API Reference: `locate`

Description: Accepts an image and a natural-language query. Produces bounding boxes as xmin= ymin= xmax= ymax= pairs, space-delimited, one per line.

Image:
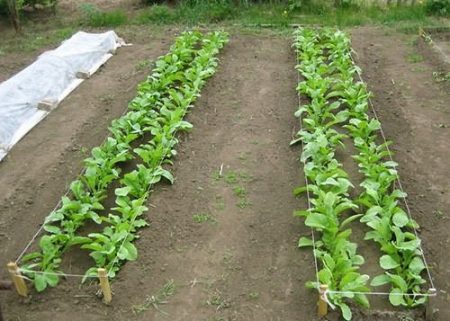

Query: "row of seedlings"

xmin=292 ymin=27 xmax=370 ymax=321
xmin=18 ymin=31 xmax=229 ymax=294
xmin=319 ymin=28 xmax=429 ymax=307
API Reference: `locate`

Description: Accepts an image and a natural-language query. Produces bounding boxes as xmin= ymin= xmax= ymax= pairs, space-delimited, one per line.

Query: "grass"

xmin=135 ymin=59 xmax=152 ymax=72
xmin=131 ymin=279 xmax=176 ymax=315
xmin=233 ymin=185 xmax=247 ymax=198
xmin=1 ymin=1 xmax=448 ymax=63
xmin=237 ymin=197 xmax=251 ymax=209
xmin=193 ymin=213 xmax=216 ymax=223
xmin=215 ymin=195 xmax=225 ymax=211
xmin=407 ymin=53 xmax=424 ymax=63
xmin=224 ymin=170 xmax=238 ymax=184
xmin=79 ymin=3 xmax=127 ymax=27
xmin=0 ymin=26 xmax=75 ymax=54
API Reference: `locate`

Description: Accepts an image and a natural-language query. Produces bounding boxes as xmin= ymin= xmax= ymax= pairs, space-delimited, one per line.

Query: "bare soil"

xmin=0 ymin=26 xmax=449 ymax=321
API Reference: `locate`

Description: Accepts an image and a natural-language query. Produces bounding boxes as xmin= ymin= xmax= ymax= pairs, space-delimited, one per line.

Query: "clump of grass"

xmin=237 ymin=198 xmax=251 ymax=209
xmin=132 ymin=279 xmax=176 ymax=315
xmin=134 ymin=5 xmax=177 ymax=25
xmin=407 ymin=53 xmax=424 ymax=63
xmin=224 ymin=170 xmax=238 ymax=184
xmin=193 ymin=213 xmax=216 ymax=223
xmin=233 ymin=186 xmax=247 ymax=198
xmin=79 ymin=3 xmax=127 ymax=27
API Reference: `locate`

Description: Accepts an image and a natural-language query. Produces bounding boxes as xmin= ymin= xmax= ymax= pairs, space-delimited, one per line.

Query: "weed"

xmin=207 ymin=290 xmax=230 ymax=310
xmin=433 ymin=71 xmax=450 ymax=82
xmin=239 ymin=171 xmax=254 ymax=182
xmin=224 ymin=170 xmax=238 ymax=184
xmin=79 ymin=3 xmax=127 ymax=27
xmin=237 ymin=198 xmax=251 ymax=209
xmin=134 ymin=5 xmax=176 ymax=25
xmin=248 ymin=291 xmax=259 ymax=299
xmin=99 ymin=94 xmax=114 ymax=105
xmin=238 ymin=152 xmax=248 ymax=161
xmin=193 ymin=213 xmax=216 ymax=223
xmin=233 ymin=185 xmax=247 ymax=198
xmin=223 ymin=249 xmax=233 ymax=265
xmin=135 ymin=59 xmax=152 ymax=71
xmin=406 ymin=53 xmax=424 ymax=63
xmin=215 ymin=195 xmax=225 ymax=211
xmin=212 ymin=169 xmax=222 ymax=181
xmin=433 ymin=209 xmax=445 ymax=218
xmin=132 ymin=279 xmax=176 ymax=314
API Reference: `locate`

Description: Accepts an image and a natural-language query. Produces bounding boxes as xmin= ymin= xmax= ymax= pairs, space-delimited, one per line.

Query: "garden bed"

xmin=0 ymin=26 xmax=449 ymax=321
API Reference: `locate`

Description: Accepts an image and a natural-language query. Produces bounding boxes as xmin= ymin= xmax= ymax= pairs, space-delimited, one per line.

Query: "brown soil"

xmin=0 ymin=26 xmax=450 ymax=321
xmin=417 ymin=31 xmax=450 ymax=73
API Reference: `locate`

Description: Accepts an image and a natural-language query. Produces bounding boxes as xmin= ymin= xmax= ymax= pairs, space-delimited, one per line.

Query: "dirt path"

xmin=117 ymin=35 xmax=312 ymax=321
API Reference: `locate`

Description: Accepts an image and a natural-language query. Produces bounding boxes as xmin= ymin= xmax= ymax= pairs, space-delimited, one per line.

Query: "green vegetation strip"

xmin=18 ymin=30 xmax=229 ymax=292
xmin=292 ymin=28 xmax=369 ymax=321
xmin=293 ymin=27 xmax=430 ymax=319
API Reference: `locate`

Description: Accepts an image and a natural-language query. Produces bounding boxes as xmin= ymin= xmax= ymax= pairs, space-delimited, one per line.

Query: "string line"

xmin=294 ymin=41 xmax=321 ymax=288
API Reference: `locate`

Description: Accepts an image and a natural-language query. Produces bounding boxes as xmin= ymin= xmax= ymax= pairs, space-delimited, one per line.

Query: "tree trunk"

xmin=6 ymin=0 xmax=21 ymax=33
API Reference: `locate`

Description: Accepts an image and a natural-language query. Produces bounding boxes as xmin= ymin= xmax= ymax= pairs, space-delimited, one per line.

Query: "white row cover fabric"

xmin=0 ymin=31 xmax=125 ymax=161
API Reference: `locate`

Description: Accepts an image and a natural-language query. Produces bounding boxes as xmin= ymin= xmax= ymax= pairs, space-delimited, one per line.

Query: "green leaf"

xmin=293 ymin=186 xmax=308 ymax=196
xmin=45 ymin=273 xmax=59 ymax=287
xmin=293 ymin=210 xmax=309 ymax=217
xmin=380 ymin=255 xmax=400 ymax=270
xmin=68 ymin=236 xmax=92 ymax=246
xmin=160 ymin=169 xmax=174 ymax=184
xmin=409 ymin=257 xmax=425 ymax=274
xmin=370 ymin=274 xmax=391 ymax=287
xmin=318 ymin=268 xmax=332 ymax=285
xmin=340 ymin=214 xmax=363 ymax=229
xmin=115 ymin=186 xmax=131 ymax=197
xmin=117 ymin=242 xmax=138 ymax=261
xmin=305 ymin=213 xmax=328 ymax=230
xmin=298 ymin=237 xmax=313 ymax=248
xmin=388 ymin=273 xmax=408 ymax=292
xmin=133 ymin=219 xmax=149 ymax=228
xmin=354 ymin=293 xmax=370 ymax=308
xmin=389 ymin=288 xmax=406 ymax=306
xmin=392 ymin=211 xmax=409 ymax=227
xmin=21 ymin=252 xmax=42 ymax=262
xmin=43 ymin=225 xmax=61 ymax=234
xmin=34 ymin=274 xmax=47 ymax=292
xmin=339 ymin=302 xmax=352 ymax=321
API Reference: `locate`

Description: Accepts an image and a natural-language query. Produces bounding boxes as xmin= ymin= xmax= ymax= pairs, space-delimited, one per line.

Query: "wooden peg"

xmin=6 ymin=262 xmax=28 ymax=297
xmin=318 ymin=284 xmax=328 ymax=317
xmin=425 ymin=288 xmax=437 ymax=321
xmin=97 ymin=268 xmax=112 ymax=304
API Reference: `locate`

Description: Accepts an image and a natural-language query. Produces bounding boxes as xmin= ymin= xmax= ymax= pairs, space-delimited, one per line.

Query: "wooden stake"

xmin=318 ymin=284 xmax=328 ymax=317
xmin=6 ymin=262 xmax=28 ymax=297
xmin=97 ymin=268 xmax=112 ymax=304
xmin=425 ymin=288 xmax=437 ymax=321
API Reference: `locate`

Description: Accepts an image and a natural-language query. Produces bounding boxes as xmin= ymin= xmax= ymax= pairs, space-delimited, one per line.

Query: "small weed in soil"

xmin=224 ymin=170 xmax=239 ymax=184
xmin=193 ymin=213 xmax=216 ymax=224
xmin=132 ymin=279 xmax=176 ymax=315
xmin=237 ymin=197 xmax=251 ymax=209
xmin=233 ymin=185 xmax=247 ymax=198
xmin=406 ymin=53 xmax=424 ymax=63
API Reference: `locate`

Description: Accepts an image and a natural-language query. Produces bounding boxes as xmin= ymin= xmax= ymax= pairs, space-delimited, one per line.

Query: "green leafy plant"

xmin=20 ymin=30 xmax=229 ymax=291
